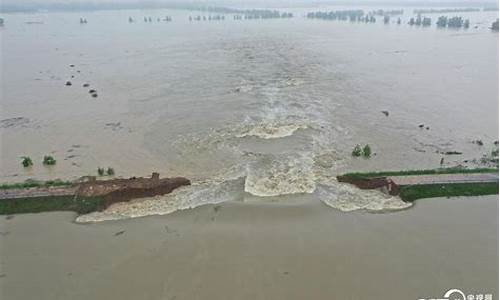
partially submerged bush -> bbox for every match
[352,144,373,158]
[21,156,33,168]
[97,168,105,176]
[362,145,372,158]
[352,145,362,157]
[106,167,115,176]
[43,155,56,166]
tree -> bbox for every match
[362,145,372,158]
[352,145,362,157]
[436,16,447,27]
[21,156,33,168]
[106,167,115,176]
[491,19,498,31]
[43,155,56,166]
[415,15,422,26]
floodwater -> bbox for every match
[0,7,498,218]
[0,196,498,299]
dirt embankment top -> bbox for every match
[77,173,190,208]
[1,173,191,210]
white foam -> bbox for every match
[244,154,316,197]
[317,184,412,212]
[237,122,307,139]
[76,177,246,223]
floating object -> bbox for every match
[381,110,389,117]
[65,81,72,86]
[83,83,90,87]
[88,89,96,94]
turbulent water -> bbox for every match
[0,7,498,222]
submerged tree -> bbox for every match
[43,155,56,166]
[436,16,447,27]
[447,16,464,28]
[463,19,470,29]
[106,167,115,176]
[21,156,33,168]
[352,145,363,157]
[362,145,372,158]
[491,19,499,31]
[415,15,422,26]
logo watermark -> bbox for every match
[418,288,493,300]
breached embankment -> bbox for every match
[0,173,191,218]
[76,173,191,209]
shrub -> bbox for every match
[352,145,362,157]
[97,168,105,176]
[362,145,372,158]
[106,167,115,176]
[21,156,33,168]
[43,155,56,166]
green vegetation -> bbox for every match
[43,155,56,166]
[106,167,115,176]
[491,19,499,31]
[399,182,498,202]
[352,145,363,157]
[362,145,372,158]
[0,195,105,215]
[97,167,105,176]
[340,167,498,180]
[306,10,364,21]
[352,144,372,158]
[0,179,73,190]
[21,156,33,168]
[436,16,470,28]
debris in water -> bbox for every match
[381,110,389,117]
[65,81,72,86]
[114,230,125,236]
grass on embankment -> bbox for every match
[399,182,499,202]
[0,179,73,190]
[340,167,498,180]
[0,196,105,215]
